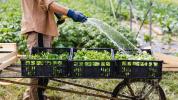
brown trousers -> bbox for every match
[23,32,53,100]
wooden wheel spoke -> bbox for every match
[139,82,148,97]
[142,86,155,99]
[126,83,135,97]
[117,93,134,99]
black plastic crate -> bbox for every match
[21,47,163,79]
[21,48,71,77]
[113,60,162,79]
[70,48,115,78]
[69,60,114,78]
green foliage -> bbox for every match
[25,50,155,68]
[130,0,178,35]
[53,21,116,48]
[0,0,177,99]
[53,20,137,49]
[0,0,138,54]
[115,51,155,60]
[144,34,152,43]
[0,0,28,54]
[73,49,112,66]
[27,52,69,60]
[1,0,178,54]
[87,0,178,36]
[161,72,178,99]
[25,52,69,69]
[0,32,28,54]
[0,0,21,32]
[73,49,112,60]
[27,50,154,61]
[54,0,138,49]
[116,26,137,45]
[26,50,156,74]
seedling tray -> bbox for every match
[113,60,162,79]
[21,48,162,79]
[21,48,71,77]
[69,48,115,78]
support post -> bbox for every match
[110,0,117,20]
[149,1,153,46]
[129,0,133,31]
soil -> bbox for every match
[121,20,178,54]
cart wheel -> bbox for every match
[111,79,166,100]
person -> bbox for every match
[21,0,87,100]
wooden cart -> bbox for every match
[0,43,18,71]
[154,53,178,72]
[0,44,177,100]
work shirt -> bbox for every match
[21,0,58,36]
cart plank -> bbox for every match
[0,56,18,70]
[154,53,178,72]
[0,52,17,63]
[0,43,17,70]
[0,71,21,78]
[0,43,17,52]
[0,53,9,59]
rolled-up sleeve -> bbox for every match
[21,0,58,36]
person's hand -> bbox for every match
[67,9,87,23]
[55,13,66,25]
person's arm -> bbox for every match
[49,2,87,23]
[49,2,68,15]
